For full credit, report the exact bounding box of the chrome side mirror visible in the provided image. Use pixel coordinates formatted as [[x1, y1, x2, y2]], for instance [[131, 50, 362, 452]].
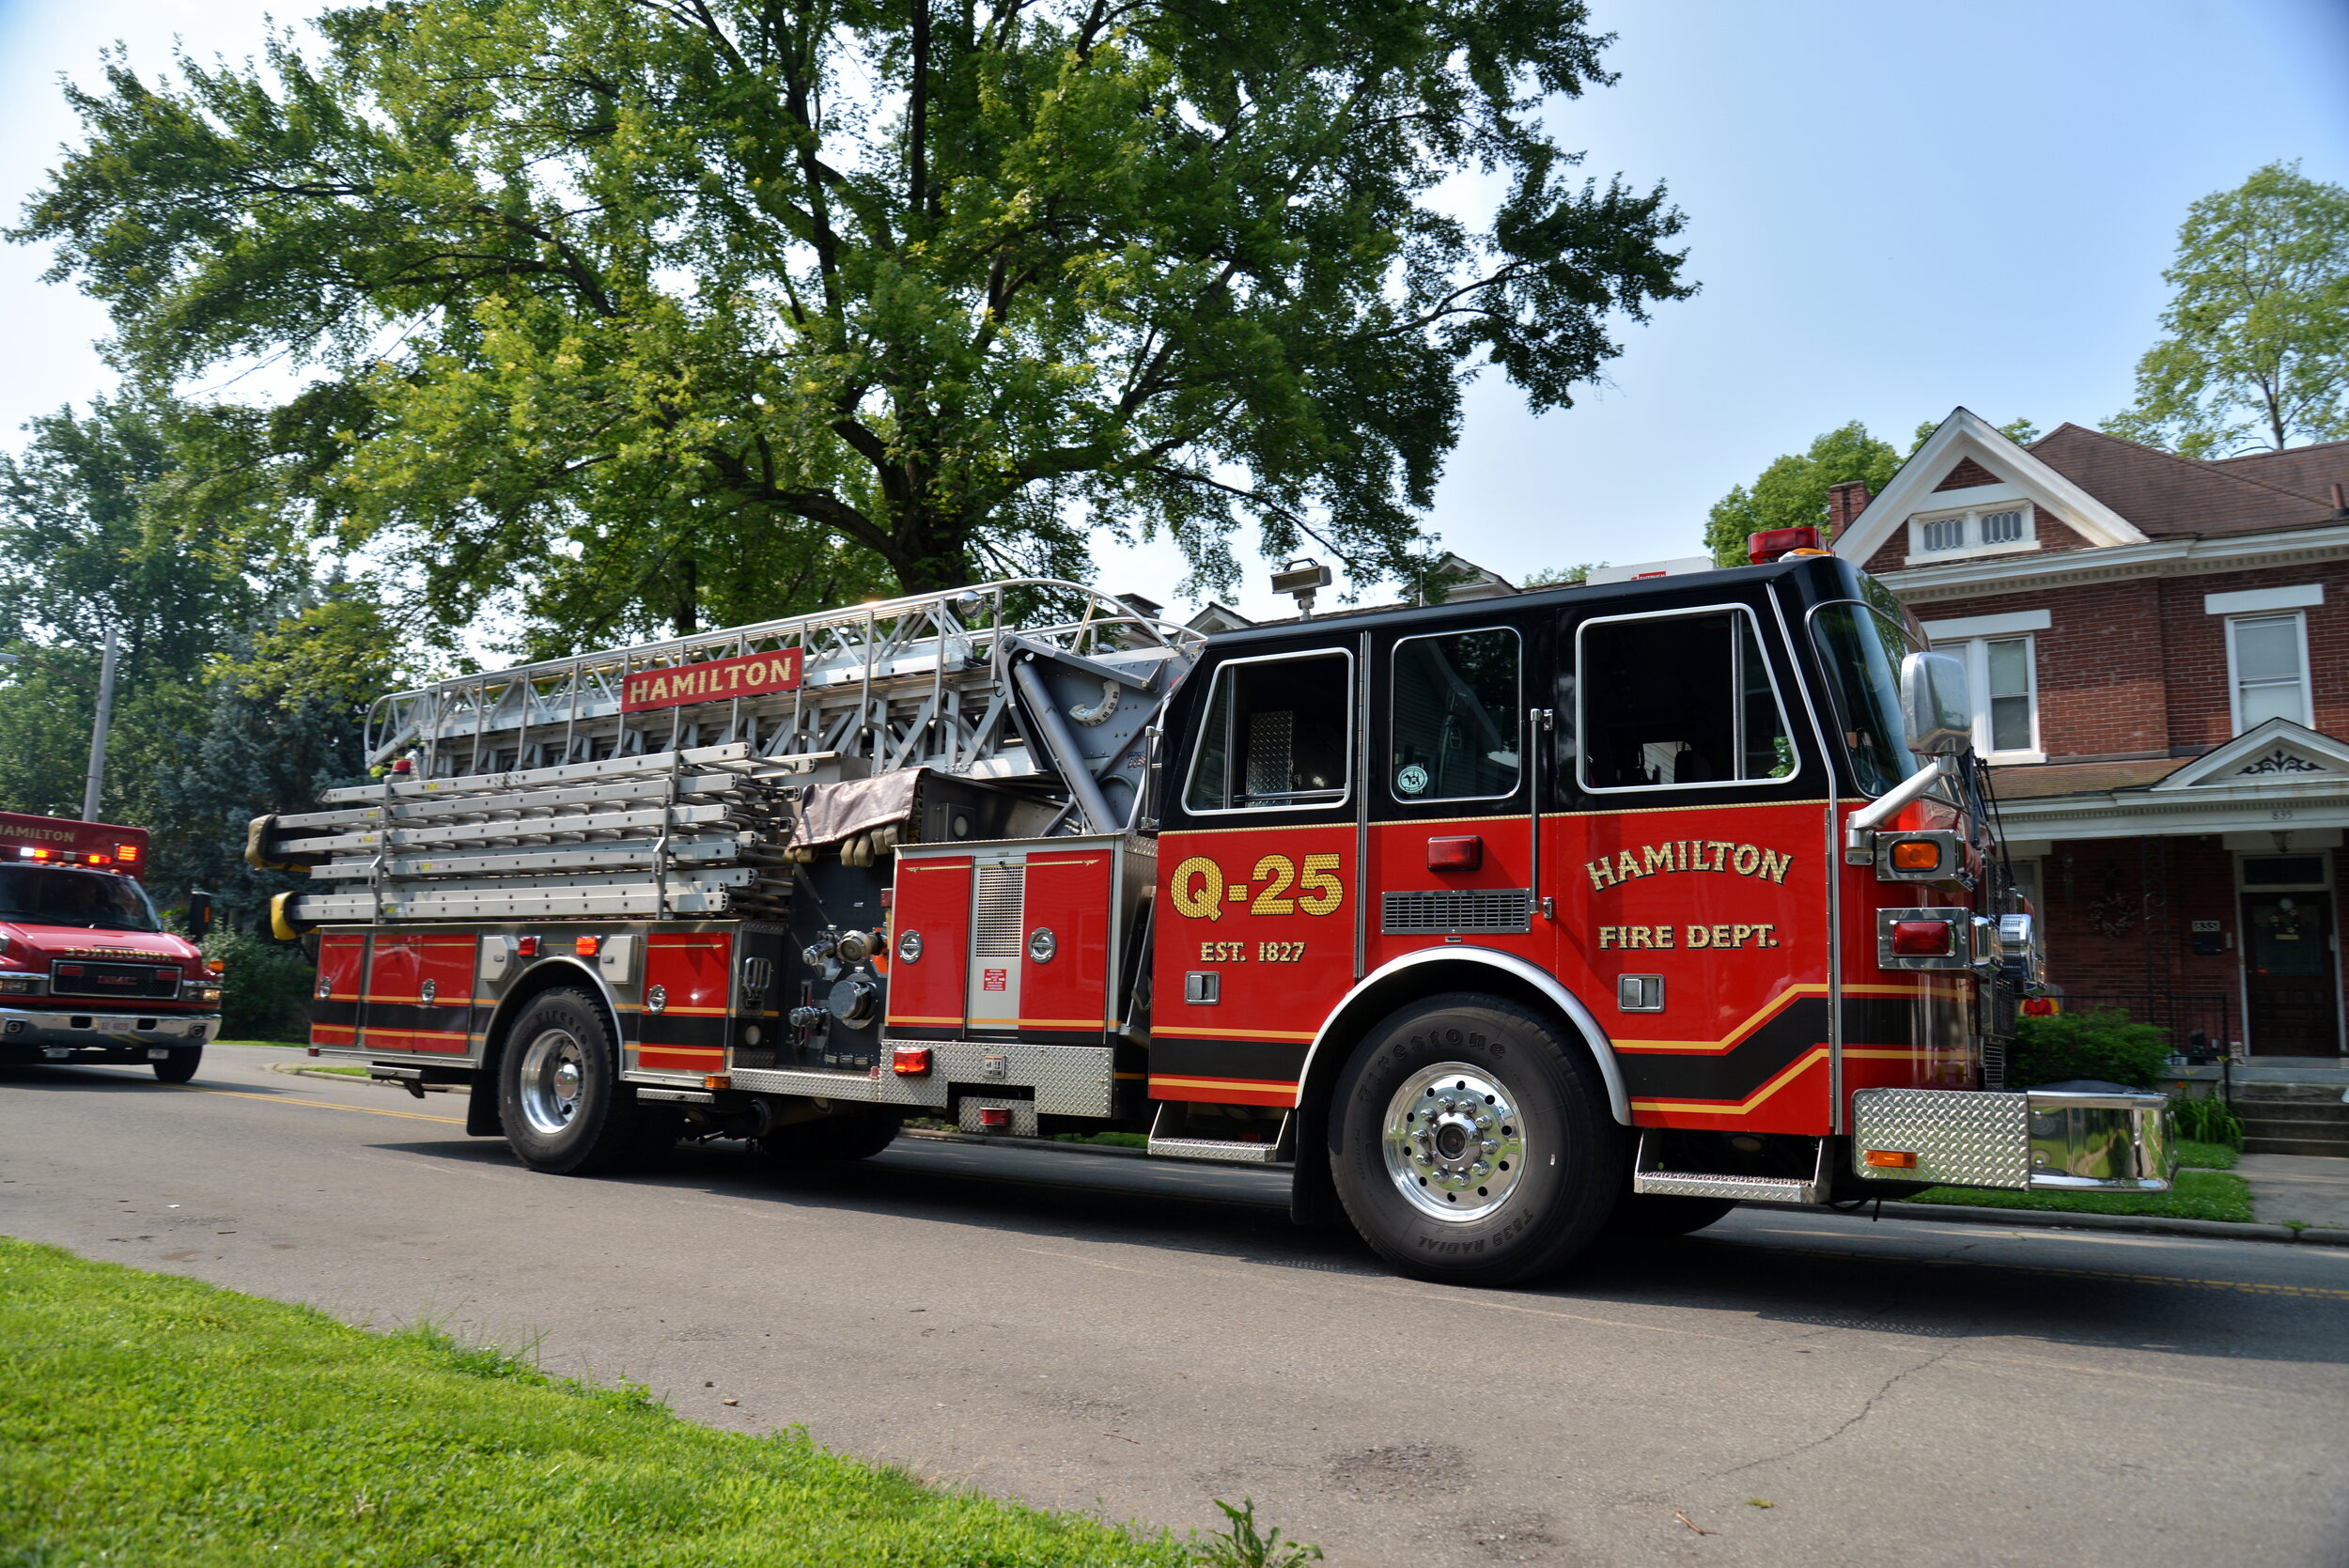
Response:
[[1901, 651, 1973, 756]]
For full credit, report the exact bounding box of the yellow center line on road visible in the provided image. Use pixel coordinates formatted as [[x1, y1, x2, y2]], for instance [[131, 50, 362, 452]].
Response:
[[173, 1084, 467, 1127]]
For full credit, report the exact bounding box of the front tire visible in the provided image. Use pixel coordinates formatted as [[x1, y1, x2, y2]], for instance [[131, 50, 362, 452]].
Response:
[[1330, 993, 1625, 1286], [152, 1047, 202, 1084], [498, 988, 642, 1174]]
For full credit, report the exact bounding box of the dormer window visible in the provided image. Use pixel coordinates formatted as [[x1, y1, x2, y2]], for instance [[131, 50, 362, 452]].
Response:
[[1906, 501, 2037, 560]]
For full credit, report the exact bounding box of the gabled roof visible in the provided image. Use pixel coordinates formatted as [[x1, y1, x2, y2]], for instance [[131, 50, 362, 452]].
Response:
[[1835, 408, 2146, 564], [2151, 718, 2349, 791], [2028, 424, 2338, 538]]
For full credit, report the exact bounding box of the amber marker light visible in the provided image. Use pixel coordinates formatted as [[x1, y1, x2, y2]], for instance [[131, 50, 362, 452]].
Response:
[[893, 1045, 933, 1076], [1890, 840, 1941, 871], [703, 1074, 731, 1091], [574, 935, 600, 957], [1864, 1149, 1920, 1170]]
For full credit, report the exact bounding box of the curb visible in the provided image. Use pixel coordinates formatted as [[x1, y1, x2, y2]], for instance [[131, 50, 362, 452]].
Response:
[[1751, 1198, 2345, 1247]]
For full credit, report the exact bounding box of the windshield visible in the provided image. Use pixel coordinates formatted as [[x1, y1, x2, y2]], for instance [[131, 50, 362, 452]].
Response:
[[1808, 591, 1923, 798], [0, 865, 163, 931]]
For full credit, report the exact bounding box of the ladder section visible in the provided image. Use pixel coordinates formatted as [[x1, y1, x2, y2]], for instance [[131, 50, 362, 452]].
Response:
[[266, 744, 822, 924], [365, 580, 1199, 800]]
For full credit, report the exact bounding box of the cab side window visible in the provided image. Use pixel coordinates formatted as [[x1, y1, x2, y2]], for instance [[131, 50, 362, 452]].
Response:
[[1391, 628, 1520, 802], [1579, 608, 1795, 791], [1182, 650, 1352, 813]]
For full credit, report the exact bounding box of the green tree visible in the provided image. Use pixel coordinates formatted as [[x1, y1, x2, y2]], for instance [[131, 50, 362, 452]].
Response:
[[0, 397, 259, 831], [1703, 421, 1900, 567], [20, 0, 1694, 654], [2107, 161, 2349, 458]]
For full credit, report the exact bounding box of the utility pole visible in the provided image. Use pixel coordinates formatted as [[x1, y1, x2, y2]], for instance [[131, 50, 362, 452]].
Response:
[[82, 624, 118, 822]]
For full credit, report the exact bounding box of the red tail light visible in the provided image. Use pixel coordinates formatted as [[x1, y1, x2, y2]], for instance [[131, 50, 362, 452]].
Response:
[[893, 1045, 933, 1077], [517, 936, 539, 957], [1426, 835, 1483, 872], [116, 844, 141, 863], [978, 1107, 1012, 1129], [1890, 919, 1954, 956]]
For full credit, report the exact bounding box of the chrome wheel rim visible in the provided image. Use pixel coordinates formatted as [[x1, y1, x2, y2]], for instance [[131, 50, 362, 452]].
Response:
[[519, 1027, 587, 1136], [1382, 1062, 1528, 1222]]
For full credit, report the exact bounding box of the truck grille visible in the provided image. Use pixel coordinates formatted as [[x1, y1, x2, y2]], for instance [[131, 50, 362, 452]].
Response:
[[50, 961, 180, 1000], [1381, 889, 1532, 936]]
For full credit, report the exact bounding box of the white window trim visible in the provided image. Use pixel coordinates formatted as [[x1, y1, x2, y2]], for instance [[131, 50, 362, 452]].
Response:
[[1388, 625, 1523, 805], [2205, 583, 2324, 616], [1905, 499, 2042, 565], [2224, 611, 2313, 735], [1919, 609, 2050, 640], [1179, 646, 1356, 815], [1930, 632, 2044, 762], [1574, 602, 1800, 796]]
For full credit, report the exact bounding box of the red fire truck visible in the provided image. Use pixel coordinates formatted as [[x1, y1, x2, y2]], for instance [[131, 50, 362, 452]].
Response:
[[0, 813, 222, 1080], [261, 543, 2171, 1284]]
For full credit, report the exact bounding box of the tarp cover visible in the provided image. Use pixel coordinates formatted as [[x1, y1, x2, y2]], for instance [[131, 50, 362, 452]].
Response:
[[787, 768, 924, 852]]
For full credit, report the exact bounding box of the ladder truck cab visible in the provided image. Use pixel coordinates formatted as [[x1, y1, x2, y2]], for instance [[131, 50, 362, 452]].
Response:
[[0, 813, 221, 1082], [261, 548, 2173, 1286]]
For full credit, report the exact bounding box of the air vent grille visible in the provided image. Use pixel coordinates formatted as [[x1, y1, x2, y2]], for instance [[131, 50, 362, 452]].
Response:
[[972, 862, 1027, 958], [1380, 888, 1532, 936]]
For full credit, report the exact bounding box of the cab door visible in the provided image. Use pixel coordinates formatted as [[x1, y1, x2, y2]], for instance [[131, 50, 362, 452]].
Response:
[[1365, 618, 1541, 972]]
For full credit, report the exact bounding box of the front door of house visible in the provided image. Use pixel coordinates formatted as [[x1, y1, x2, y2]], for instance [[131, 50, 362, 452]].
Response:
[[2241, 891, 2341, 1055]]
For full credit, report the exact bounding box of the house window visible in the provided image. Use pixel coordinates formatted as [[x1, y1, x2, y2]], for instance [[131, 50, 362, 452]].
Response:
[[2227, 613, 2310, 732], [1910, 505, 2037, 557], [1931, 634, 2040, 758]]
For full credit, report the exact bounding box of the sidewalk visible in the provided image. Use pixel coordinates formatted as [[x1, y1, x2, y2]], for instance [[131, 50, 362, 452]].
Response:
[[2238, 1151, 2349, 1230]]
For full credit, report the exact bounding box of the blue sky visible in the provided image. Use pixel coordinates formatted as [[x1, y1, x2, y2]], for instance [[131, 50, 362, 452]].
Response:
[[3, 0, 2345, 624]]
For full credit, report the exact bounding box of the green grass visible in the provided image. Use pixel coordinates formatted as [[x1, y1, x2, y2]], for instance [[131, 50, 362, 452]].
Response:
[[1903, 1166, 2253, 1222], [299, 1064, 370, 1078], [2175, 1139, 2238, 1171], [1052, 1131, 1149, 1149], [0, 1237, 1185, 1567]]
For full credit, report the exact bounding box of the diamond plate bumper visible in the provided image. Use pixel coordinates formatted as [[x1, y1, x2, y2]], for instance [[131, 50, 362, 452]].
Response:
[[1850, 1087, 2174, 1192], [723, 1042, 1114, 1117]]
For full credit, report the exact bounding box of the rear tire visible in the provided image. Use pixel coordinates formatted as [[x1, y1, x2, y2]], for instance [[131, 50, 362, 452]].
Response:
[[151, 1047, 201, 1084], [759, 1107, 903, 1163], [1330, 993, 1625, 1286], [497, 988, 641, 1174]]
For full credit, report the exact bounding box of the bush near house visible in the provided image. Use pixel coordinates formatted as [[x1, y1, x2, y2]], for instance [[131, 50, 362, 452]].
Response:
[[2009, 1006, 2171, 1089], [200, 929, 312, 1043]]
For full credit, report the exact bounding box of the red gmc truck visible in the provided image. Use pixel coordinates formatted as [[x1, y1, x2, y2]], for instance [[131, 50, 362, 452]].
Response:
[[0, 813, 222, 1081]]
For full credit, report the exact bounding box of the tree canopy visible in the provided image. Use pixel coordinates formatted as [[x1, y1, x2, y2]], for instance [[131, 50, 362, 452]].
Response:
[[1702, 421, 1901, 566], [21, 0, 1696, 656], [2107, 161, 2349, 458]]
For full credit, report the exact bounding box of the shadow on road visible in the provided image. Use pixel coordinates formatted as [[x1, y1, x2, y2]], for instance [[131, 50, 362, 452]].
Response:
[[354, 1129, 2349, 1373]]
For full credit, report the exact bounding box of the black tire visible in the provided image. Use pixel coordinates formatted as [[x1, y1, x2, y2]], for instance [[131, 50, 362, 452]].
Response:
[[1609, 1194, 1735, 1240], [497, 988, 642, 1174], [1330, 992, 1626, 1286], [759, 1106, 903, 1163], [151, 1047, 202, 1084]]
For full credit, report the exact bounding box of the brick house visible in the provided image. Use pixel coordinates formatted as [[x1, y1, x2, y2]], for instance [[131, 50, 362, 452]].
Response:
[[1833, 409, 2349, 1059]]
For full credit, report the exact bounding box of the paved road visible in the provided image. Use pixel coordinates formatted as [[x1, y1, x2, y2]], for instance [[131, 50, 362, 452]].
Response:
[[6, 1043, 2347, 1567]]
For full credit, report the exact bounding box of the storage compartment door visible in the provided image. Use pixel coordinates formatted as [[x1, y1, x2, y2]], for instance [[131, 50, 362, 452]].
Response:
[[311, 934, 366, 1048], [966, 857, 1025, 1032], [886, 855, 972, 1038], [640, 930, 734, 1074], [1019, 848, 1114, 1040], [359, 934, 475, 1055]]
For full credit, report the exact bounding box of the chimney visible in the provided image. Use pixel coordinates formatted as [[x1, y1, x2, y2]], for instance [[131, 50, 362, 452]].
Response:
[[1826, 480, 1874, 540]]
